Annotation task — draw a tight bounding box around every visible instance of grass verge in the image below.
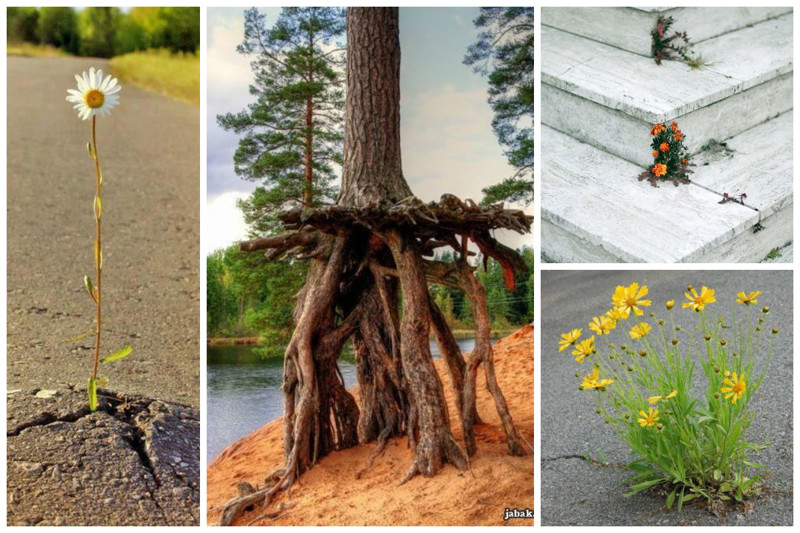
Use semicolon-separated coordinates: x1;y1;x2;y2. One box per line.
7;42;66;57
110;49;199;106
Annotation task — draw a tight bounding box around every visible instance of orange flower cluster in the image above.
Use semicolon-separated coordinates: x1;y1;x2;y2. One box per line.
649;120;688;180
652;163;667;177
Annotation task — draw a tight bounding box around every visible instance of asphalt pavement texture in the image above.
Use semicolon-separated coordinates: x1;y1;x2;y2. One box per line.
7;57;199;407
541;270;793;526
7;388;199;526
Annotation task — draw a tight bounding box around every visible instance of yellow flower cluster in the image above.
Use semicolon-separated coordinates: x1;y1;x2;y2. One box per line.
580;368;614;391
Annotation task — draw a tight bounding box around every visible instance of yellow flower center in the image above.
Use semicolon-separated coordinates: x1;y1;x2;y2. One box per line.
625;297;636;308
85;89;105;109
733;381;745;395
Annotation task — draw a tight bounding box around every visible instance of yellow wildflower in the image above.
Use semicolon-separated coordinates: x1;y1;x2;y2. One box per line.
589;315;616;335
720;372;746;404
558;328;581;351
580;368;614;391
683;286;716;311
612;282;652;318
736;291;762;306
648;395;662;404
572;336;596;363
665;389;678;399
629;323;652;339
637;407;659;427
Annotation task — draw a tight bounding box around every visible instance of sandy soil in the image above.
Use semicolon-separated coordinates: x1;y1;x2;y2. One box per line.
207;325;534;526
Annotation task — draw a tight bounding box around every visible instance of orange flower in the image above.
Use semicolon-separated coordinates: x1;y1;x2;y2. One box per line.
670;121;679;130
652;163;667;177
659;142;670;152
672;130;684;141
681;158;688;165
652;150;659;157
651;123;666;136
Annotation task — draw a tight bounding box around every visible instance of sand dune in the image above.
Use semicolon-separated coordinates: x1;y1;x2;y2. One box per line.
207;325;534;526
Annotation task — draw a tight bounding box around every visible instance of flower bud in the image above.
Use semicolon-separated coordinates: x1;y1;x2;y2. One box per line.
714;392;720;399
658;319;665;325
755;327;761;332
624;414;630;419
665;300;674;310
675;325;682;331
649;312;655;318
656;423;663;430
671;338;678;346
762;306;770;314
720;339;727;346
772;327;779;335
627;366;633;372
704;334;712;341
639;350;646;357
596;409;602;415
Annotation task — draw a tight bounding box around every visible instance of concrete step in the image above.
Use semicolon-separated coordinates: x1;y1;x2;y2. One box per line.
543;7;792;57
542;13;792;166
541;113;792;263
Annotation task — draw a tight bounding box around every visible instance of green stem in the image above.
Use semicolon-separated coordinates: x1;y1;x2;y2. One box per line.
92;116;102;381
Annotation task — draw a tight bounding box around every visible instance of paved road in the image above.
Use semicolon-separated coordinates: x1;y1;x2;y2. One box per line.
7;57;199;407
541;270;793;526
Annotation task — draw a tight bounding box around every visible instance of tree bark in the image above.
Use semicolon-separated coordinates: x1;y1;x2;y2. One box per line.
339;7;411;207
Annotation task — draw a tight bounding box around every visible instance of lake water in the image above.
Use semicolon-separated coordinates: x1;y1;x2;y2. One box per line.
207;338;477;461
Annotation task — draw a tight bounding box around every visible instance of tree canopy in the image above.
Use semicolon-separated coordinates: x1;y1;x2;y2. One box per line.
218;7;346;235
464;7;534;205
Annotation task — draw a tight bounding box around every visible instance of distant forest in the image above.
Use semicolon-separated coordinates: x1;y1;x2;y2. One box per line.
208;244;534;354
7;7;199;57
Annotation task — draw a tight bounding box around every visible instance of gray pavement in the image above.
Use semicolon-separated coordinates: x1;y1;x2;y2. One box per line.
7;56;199;406
541;270;793;526
7;388;199;526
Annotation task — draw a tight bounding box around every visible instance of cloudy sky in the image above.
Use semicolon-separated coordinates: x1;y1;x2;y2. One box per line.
207;7;527;254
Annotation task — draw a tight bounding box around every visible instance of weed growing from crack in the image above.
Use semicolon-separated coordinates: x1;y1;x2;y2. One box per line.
558;282;776;511
65;68;132;411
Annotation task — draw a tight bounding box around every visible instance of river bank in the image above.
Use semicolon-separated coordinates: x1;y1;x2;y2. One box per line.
206;324;534;526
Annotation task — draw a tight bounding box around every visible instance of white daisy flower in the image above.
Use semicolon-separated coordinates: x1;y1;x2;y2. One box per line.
66;67;121;121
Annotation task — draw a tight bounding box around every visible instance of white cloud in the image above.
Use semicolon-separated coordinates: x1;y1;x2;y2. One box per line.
205;191;250;255
402;85;513;203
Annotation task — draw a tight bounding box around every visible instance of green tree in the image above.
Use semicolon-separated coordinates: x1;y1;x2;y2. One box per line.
39;7;79;54
115;12;147;54
161;7;200;53
465;7;534;205
8;7;40;43
79;7;118;58
218;7;346;235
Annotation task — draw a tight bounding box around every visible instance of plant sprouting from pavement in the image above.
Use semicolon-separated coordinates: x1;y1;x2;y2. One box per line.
558;282;776;510
66;67;131;411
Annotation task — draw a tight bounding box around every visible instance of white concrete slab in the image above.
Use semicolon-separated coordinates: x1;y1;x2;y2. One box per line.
542;14;792;123
542;126;762;263
544;7;792;56
542;73;792;167
691;111;793;221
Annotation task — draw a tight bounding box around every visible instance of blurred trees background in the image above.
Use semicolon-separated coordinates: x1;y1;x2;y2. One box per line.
7;6;199;57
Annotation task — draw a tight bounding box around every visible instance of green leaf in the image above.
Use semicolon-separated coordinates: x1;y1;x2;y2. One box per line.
719;481;731;493
87;377;98;412
713;469;721;481
102;345;132;363
66;329;93;343
665;488;676;510
84;275;97;303
744;460;764;469
624;477;662;496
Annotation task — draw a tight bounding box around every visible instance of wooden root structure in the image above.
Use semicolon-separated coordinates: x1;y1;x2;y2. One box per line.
218;194;533;525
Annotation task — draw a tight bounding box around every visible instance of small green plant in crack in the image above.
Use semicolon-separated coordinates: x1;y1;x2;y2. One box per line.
765;248;783;261
558;282;776;512
638;121;692;187
66;68;132;411
651;15;707;68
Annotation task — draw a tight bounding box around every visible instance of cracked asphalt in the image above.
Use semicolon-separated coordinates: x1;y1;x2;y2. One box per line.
7;56;199;406
541;270;793;526
7;388;199;526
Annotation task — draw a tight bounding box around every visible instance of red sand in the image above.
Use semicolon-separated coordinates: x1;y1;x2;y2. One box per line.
207;325;534;526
